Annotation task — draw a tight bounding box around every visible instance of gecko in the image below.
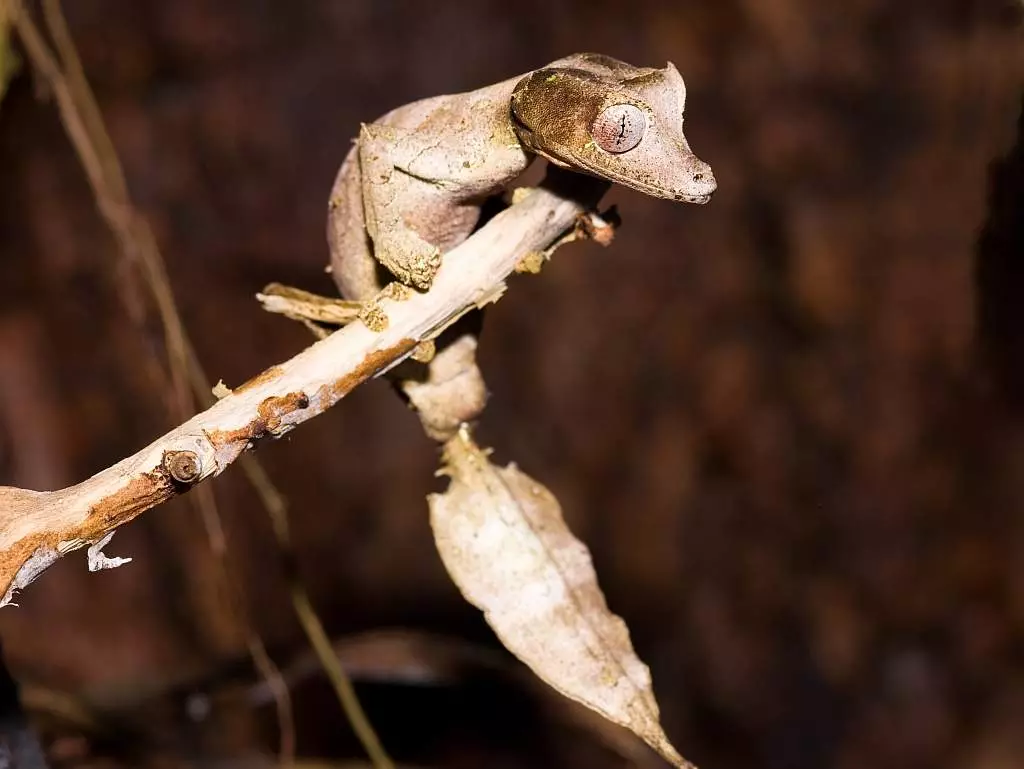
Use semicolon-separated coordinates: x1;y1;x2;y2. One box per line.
327;52;716;303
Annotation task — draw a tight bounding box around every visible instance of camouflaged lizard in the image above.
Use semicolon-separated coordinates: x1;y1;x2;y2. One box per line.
327;52;716;303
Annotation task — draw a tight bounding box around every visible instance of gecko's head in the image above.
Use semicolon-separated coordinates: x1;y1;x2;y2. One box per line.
511;53;716;204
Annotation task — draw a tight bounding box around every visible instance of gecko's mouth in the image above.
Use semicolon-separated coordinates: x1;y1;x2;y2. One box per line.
521;139;716;205
678;192;713;205
573;156;716;205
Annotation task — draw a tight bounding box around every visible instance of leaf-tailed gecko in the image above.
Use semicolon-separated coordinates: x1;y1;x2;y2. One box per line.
327;52;716;303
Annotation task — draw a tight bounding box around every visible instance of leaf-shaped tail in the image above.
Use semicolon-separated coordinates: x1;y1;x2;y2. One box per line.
428;427;695;769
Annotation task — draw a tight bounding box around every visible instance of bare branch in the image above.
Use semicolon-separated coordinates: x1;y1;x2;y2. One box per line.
0;178;605;605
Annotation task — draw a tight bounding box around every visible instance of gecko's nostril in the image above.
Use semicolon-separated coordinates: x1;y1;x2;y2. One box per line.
693;173;704;182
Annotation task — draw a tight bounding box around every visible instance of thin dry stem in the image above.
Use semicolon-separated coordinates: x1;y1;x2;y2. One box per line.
27;2;392;750
11;1;302;762
0;1;17;104
290;587;394;769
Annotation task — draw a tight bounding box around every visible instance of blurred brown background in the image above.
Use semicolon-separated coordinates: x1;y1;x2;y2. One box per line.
1;1;1023;768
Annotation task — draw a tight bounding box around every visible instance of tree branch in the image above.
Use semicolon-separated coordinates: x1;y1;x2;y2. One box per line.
0;175;607;606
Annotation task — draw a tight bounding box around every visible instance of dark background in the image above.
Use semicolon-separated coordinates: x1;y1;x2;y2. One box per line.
1;1;1023;768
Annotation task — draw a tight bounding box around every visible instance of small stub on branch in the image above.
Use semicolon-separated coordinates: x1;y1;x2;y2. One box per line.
212;380;232;399
163;450;202;484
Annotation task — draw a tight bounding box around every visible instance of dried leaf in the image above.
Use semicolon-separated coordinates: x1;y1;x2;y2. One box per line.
428;427;694;768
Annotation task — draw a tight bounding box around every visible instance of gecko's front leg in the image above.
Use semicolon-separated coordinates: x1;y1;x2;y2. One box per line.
358;123;446;291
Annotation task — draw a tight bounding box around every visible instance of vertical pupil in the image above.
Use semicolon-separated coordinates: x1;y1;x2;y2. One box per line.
593;105;645;153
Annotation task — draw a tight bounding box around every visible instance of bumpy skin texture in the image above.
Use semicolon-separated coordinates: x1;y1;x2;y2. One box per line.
327;52;716;301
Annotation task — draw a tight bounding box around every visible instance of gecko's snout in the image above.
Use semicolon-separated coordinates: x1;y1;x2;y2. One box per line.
674;157;716;204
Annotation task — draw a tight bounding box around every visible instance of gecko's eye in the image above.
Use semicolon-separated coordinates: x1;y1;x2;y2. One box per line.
592;104;646;154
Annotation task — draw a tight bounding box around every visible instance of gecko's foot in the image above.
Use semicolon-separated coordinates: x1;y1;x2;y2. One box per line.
356;284;433;361
411;339;436;363
357;282;415;333
376;231;443;292
515;251;547;274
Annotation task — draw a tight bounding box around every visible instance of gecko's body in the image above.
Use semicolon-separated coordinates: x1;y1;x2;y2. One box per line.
327;53;716;302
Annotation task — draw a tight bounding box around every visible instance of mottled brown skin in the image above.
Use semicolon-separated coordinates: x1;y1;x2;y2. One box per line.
327;52;716;301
